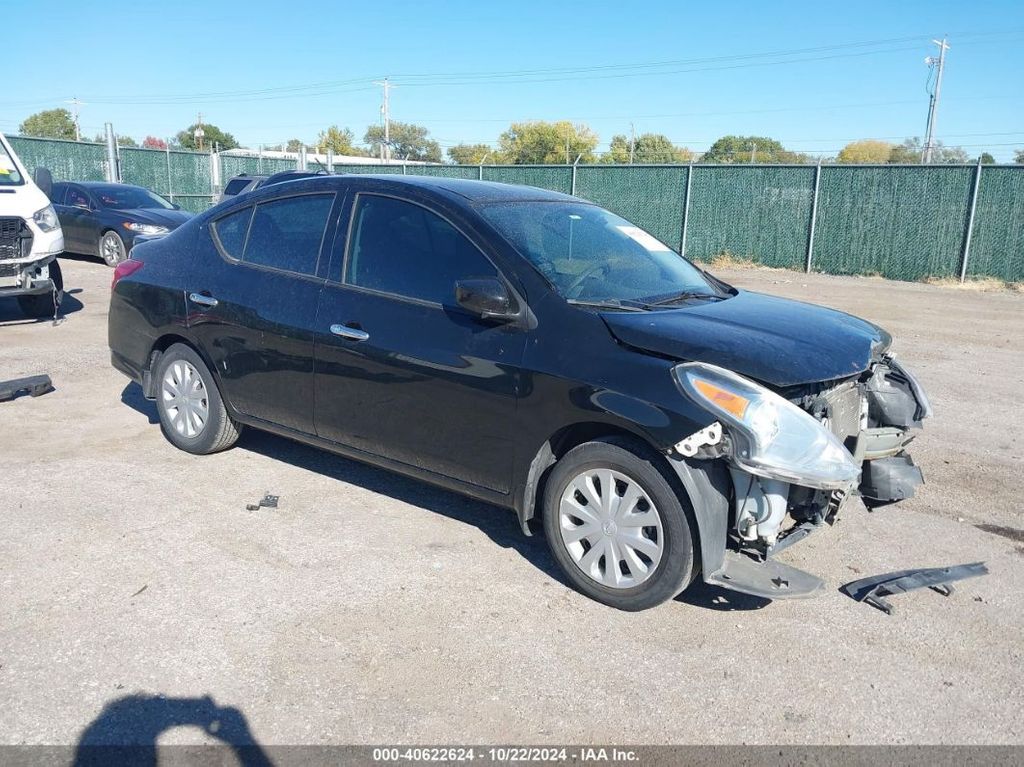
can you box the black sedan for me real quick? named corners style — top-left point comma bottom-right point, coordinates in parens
top-left (51, 181), bottom-right (192, 266)
top-left (108, 175), bottom-right (931, 610)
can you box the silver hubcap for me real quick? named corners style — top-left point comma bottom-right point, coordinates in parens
top-left (558, 468), bottom-right (664, 589)
top-left (161, 360), bottom-right (209, 438)
top-left (102, 234), bottom-right (124, 263)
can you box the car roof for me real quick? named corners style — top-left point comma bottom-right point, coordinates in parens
top-left (76, 181), bottom-right (147, 190)
top-left (270, 173), bottom-right (580, 204)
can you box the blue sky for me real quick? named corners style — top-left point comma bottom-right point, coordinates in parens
top-left (4, 0), bottom-right (1023, 159)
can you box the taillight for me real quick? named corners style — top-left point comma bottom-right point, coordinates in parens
top-left (112, 259), bottom-right (144, 289)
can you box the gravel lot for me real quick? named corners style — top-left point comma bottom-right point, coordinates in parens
top-left (1, 255), bottom-right (1022, 747)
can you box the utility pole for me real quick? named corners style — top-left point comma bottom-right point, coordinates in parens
top-left (373, 78), bottom-right (393, 162)
top-left (923, 37), bottom-right (949, 164)
top-left (629, 123), bottom-right (635, 164)
top-left (66, 97), bottom-right (84, 141)
top-left (194, 112), bottom-right (205, 152)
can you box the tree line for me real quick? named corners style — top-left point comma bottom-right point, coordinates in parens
top-left (16, 108), bottom-right (1024, 165)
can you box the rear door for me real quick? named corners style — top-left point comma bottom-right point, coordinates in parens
top-left (188, 190), bottom-right (340, 434)
top-left (313, 191), bottom-right (526, 493)
top-left (61, 184), bottom-right (94, 252)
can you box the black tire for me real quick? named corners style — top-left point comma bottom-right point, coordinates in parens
top-left (99, 229), bottom-right (127, 267)
top-left (542, 437), bottom-right (697, 611)
top-left (17, 259), bottom-right (64, 318)
top-left (154, 343), bottom-right (242, 454)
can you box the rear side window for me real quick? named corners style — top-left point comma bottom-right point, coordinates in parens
top-left (344, 194), bottom-right (496, 305)
top-left (49, 183), bottom-right (67, 205)
top-left (224, 177), bottom-right (253, 196)
top-left (212, 206), bottom-right (253, 259)
top-left (244, 194), bottom-right (334, 275)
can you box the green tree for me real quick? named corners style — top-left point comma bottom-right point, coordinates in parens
top-left (175, 122), bottom-right (239, 151)
top-left (888, 137), bottom-right (968, 164)
top-left (447, 143), bottom-right (495, 164)
top-left (285, 138), bottom-right (304, 153)
top-left (498, 121), bottom-right (598, 164)
top-left (364, 121), bottom-right (442, 163)
top-left (1015, 149), bottom-right (1024, 164)
top-left (978, 152), bottom-right (996, 164)
top-left (601, 133), bottom-right (692, 163)
top-left (93, 133), bottom-right (137, 147)
top-left (837, 139), bottom-right (894, 164)
top-left (315, 125), bottom-right (365, 156)
top-left (700, 135), bottom-right (808, 164)
top-left (19, 109), bottom-right (77, 140)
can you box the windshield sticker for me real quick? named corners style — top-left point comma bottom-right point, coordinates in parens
top-left (616, 225), bottom-right (671, 252)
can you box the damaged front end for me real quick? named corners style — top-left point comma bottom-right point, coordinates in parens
top-left (668, 355), bottom-right (931, 600)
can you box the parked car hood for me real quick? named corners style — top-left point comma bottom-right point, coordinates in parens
top-left (601, 290), bottom-right (891, 387)
top-left (117, 208), bottom-right (193, 228)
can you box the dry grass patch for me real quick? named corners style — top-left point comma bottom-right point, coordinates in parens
top-left (924, 276), bottom-right (1022, 293)
top-left (695, 251), bottom-right (766, 271)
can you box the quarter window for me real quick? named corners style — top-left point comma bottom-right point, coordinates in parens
top-left (344, 194), bottom-right (497, 305)
top-left (244, 194), bottom-right (334, 275)
top-left (212, 206), bottom-right (253, 259)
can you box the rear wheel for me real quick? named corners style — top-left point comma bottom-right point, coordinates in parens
top-left (17, 259), bottom-right (63, 318)
top-left (542, 438), bottom-right (697, 611)
top-left (99, 230), bottom-right (127, 266)
top-left (154, 343), bottom-right (242, 454)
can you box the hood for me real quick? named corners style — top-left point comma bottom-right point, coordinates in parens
top-left (601, 290), bottom-right (890, 387)
top-left (0, 181), bottom-right (50, 217)
top-left (117, 208), bottom-right (193, 229)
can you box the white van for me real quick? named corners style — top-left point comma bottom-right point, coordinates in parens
top-left (0, 133), bottom-right (64, 318)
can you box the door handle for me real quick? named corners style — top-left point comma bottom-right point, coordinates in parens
top-left (330, 323), bottom-right (369, 341)
top-left (189, 292), bottom-right (218, 308)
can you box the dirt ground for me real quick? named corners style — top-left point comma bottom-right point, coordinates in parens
top-left (1, 255), bottom-right (1022, 747)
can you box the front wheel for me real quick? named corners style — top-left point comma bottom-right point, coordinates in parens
top-left (99, 230), bottom-right (127, 266)
top-left (542, 438), bottom-right (697, 611)
top-left (17, 259), bottom-right (64, 318)
top-left (154, 343), bottom-right (242, 454)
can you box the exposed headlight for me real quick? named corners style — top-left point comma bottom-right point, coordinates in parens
top-left (123, 222), bottom-right (169, 235)
top-left (33, 204), bottom-right (60, 233)
top-left (673, 362), bottom-right (860, 490)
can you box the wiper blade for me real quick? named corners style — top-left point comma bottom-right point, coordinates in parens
top-left (645, 291), bottom-right (726, 307)
top-left (566, 298), bottom-right (647, 312)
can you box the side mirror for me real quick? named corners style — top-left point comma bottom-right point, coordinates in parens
top-left (33, 167), bottom-right (53, 199)
top-left (455, 278), bottom-right (515, 321)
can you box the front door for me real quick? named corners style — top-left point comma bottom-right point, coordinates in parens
top-left (313, 192), bottom-right (525, 493)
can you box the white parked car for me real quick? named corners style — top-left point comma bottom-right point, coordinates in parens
top-left (0, 133), bottom-right (64, 318)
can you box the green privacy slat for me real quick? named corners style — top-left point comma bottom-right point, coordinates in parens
top-left (6, 136), bottom-right (1023, 281)
top-left (574, 165), bottom-right (687, 251)
top-left (482, 166), bottom-right (573, 194)
top-left (8, 136), bottom-right (108, 182)
top-left (966, 167), bottom-right (1024, 281)
top-left (813, 165), bottom-right (973, 280)
top-left (685, 166), bottom-right (815, 269)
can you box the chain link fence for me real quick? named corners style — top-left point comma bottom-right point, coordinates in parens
top-left (7, 135), bottom-right (1023, 282)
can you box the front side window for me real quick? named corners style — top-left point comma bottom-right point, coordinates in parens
top-left (66, 186), bottom-right (91, 209)
top-left (212, 206), bottom-right (253, 259)
top-left (479, 201), bottom-right (719, 303)
top-left (243, 194), bottom-right (334, 275)
top-left (344, 194), bottom-right (496, 305)
top-left (0, 141), bottom-right (24, 186)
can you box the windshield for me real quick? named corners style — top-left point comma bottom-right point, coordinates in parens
top-left (0, 141), bottom-right (25, 186)
top-left (94, 185), bottom-right (174, 210)
top-left (479, 201), bottom-right (719, 304)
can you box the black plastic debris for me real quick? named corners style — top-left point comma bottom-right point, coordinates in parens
top-left (245, 493), bottom-right (280, 511)
top-left (0, 374), bottom-right (53, 402)
top-left (840, 561), bottom-right (989, 615)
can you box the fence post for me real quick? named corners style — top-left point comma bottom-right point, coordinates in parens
top-left (679, 163), bottom-right (694, 257)
top-left (165, 141), bottom-right (174, 203)
top-left (326, 148), bottom-right (334, 174)
top-left (298, 146), bottom-right (307, 171)
top-left (571, 153), bottom-right (582, 196)
top-left (959, 158), bottom-right (983, 283)
top-left (805, 159), bottom-right (823, 273)
top-left (103, 123), bottom-right (119, 182)
top-left (209, 149), bottom-right (221, 201)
